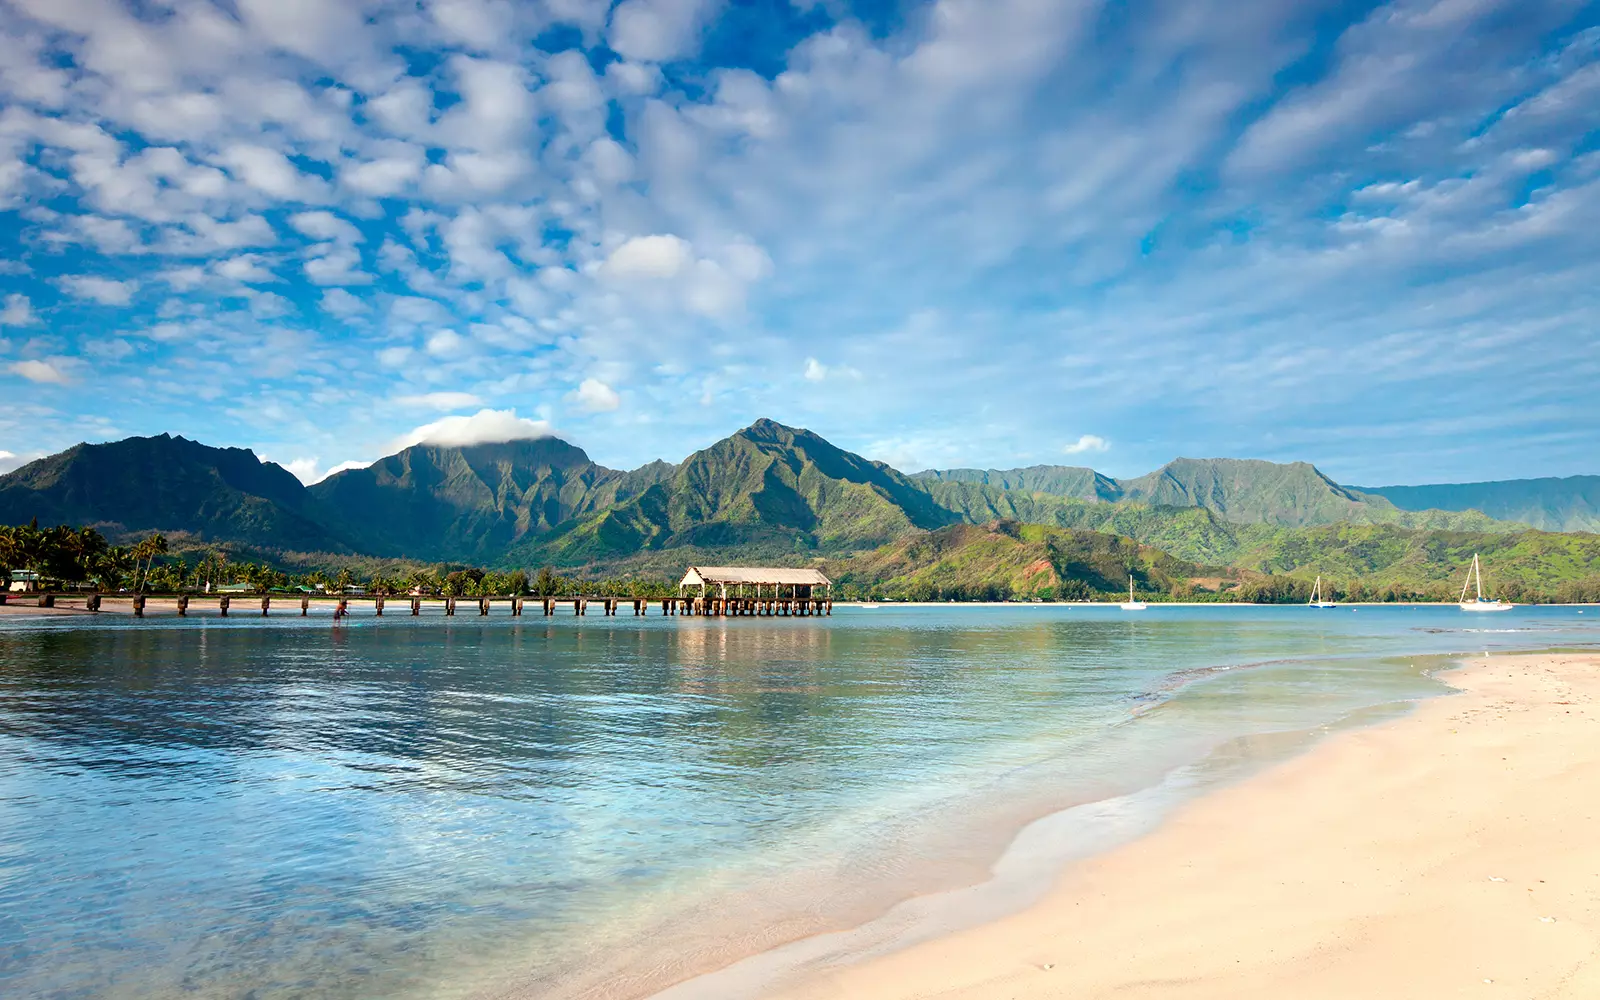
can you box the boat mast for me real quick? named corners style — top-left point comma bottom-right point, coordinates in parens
top-left (1461, 557), bottom-right (1474, 603)
top-left (1475, 554), bottom-right (1484, 601)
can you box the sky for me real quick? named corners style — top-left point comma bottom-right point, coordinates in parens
top-left (0, 0), bottom-right (1597, 487)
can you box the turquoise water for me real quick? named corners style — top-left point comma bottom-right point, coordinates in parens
top-left (2, 605), bottom-right (1596, 999)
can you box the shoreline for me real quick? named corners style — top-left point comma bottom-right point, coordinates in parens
top-left (665, 652), bottom-right (1600, 999)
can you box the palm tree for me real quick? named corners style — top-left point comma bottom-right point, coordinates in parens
top-left (129, 534), bottom-right (168, 593)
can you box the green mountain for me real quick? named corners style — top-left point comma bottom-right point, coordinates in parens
top-left (910, 465), bottom-right (1119, 501)
top-left (1222, 522), bottom-right (1600, 602)
top-left (824, 520), bottom-right (1233, 601)
top-left (9, 422), bottom-right (1593, 601)
top-left (513, 419), bottom-right (957, 566)
top-left (0, 434), bottom-right (348, 551)
top-left (1359, 476), bottom-right (1600, 533)
top-left (915, 457), bottom-right (1506, 531)
top-left (307, 438), bottom-right (672, 563)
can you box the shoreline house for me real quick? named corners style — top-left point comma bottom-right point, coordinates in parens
top-left (678, 566), bottom-right (832, 601)
top-left (7, 570), bottom-right (43, 593)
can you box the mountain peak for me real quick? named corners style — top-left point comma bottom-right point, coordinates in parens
top-left (738, 417), bottom-right (807, 442)
top-left (0, 433), bottom-right (345, 549)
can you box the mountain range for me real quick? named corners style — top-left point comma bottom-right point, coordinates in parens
top-left (1, 419), bottom-right (1596, 593)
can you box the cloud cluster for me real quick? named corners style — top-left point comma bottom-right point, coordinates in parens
top-left (1063, 435), bottom-right (1109, 456)
top-left (399, 408), bottom-right (554, 449)
top-left (0, 0), bottom-right (1595, 484)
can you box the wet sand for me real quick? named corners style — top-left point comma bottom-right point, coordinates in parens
top-left (746, 653), bottom-right (1600, 999)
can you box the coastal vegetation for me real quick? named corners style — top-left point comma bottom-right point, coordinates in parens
top-left (7, 517), bottom-right (1599, 605)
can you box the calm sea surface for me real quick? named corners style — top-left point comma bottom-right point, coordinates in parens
top-left (2, 604), bottom-right (1597, 999)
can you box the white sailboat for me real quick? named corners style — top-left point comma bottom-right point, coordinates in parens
top-left (1459, 554), bottom-right (1513, 612)
top-left (1309, 575), bottom-right (1337, 609)
top-left (1120, 575), bottom-right (1147, 611)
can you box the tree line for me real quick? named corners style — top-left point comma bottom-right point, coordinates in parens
top-left (0, 524), bottom-right (682, 598)
top-left (5, 521), bottom-right (1598, 604)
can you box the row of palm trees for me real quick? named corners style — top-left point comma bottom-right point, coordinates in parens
top-left (0, 522), bottom-right (683, 598)
top-left (0, 522), bottom-right (170, 593)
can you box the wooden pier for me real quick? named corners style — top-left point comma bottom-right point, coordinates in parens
top-left (0, 591), bottom-right (833, 618)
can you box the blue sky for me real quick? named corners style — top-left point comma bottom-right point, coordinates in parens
top-left (0, 0), bottom-right (1596, 486)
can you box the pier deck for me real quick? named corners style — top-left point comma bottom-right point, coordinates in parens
top-left (3, 592), bottom-right (833, 618)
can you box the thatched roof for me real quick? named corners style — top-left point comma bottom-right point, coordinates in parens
top-left (680, 566), bottom-right (832, 587)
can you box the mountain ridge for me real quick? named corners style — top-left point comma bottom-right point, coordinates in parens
top-left (0, 434), bottom-right (350, 551)
top-left (1358, 475), bottom-right (1600, 533)
top-left (914, 457), bottom-right (1503, 531)
top-left (0, 422), bottom-right (1579, 577)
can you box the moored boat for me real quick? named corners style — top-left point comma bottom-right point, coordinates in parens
top-left (1459, 554), bottom-right (1513, 612)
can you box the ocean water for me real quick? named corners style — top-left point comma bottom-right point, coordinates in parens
top-left (1, 604), bottom-right (1596, 1000)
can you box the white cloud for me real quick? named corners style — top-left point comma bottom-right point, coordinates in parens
top-left (290, 210), bottom-right (363, 244)
top-left (215, 254), bottom-right (279, 283)
top-left (275, 455), bottom-right (373, 485)
top-left (377, 345), bottom-right (414, 367)
top-left (573, 377), bottom-right (621, 411)
top-left (303, 245), bottom-right (373, 286)
top-left (341, 151), bottom-right (424, 196)
top-left (398, 407), bottom-right (553, 448)
top-left (1063, 434), bottom-right (1110, 455)
top-left (0, 449), bottom-right (45, 474)
top-left (0, 293), bottom-right (37, 326)
top-left (395, 391), bottom-right (485, 410)
top-left (9, 359), bottom-right (70, 384)
top-left (281, 456), bottom-right (322, 483)
top-left (217, 144), bottom-right (324, 201)
top-left (438, 56), bottom-right (535, 152)
top-left (321, 460), bottom-right (372, 479)
top-left (60, 275), bottom-right (138, 305)
top-left (426, 329), bottom-right (465, 355)
top-left (607, 0), bottom-right (718, 63)
top-left (321, 288), bottom-right (368, 317)
top-left (598, 234), bottom-right (769, 318)
top-left (430, 0), bottom-right (516, 51)
top-left (602, 234), bottom-right (695, 279)
top-left (802, 357), bottom-right (859, 381)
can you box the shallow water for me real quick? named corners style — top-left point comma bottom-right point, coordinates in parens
top-left (1, 604), bottom-right (1595, 999)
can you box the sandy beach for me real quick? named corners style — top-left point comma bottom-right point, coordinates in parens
top-left (750, 652), bottom-right (1600, 1000)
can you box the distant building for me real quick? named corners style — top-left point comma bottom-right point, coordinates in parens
top-left (8, 570), bottom-right (42, 593)
top-left (216, 582), bottom-right (253, 594)
top-left (678, 566), bottom-right (833, 599)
